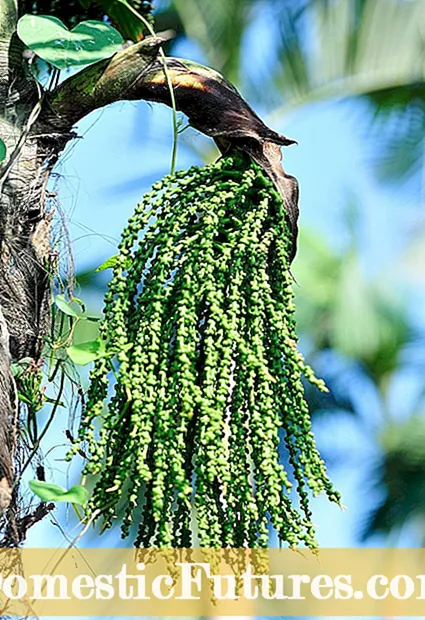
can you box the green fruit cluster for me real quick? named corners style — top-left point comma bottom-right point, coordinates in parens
top-left (70, 154), bottom-right (341, 547)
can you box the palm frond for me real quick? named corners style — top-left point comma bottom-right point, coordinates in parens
top-left (362, 416), bottom-right (425, 540)
top-left (295, 227), bottom-right (411, 382)
top-left (171, 0), bottom-right (255, 82)
top-left (369, 92), bottom-right (425, 189)
top-left (271, 0), bottom-right (425, 112)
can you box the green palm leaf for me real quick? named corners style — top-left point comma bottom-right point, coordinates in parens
top-left (294, 228), bottom-right (411, 382)
top-left (172, 0), bottom-right (255, 82)
top-left (272, 0), bottom-right (425, 112)
top-left (363, 416), bottom-right (425, 541)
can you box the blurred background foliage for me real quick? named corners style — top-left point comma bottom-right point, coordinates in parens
top-left (24, 0), bottom-right (425, 548)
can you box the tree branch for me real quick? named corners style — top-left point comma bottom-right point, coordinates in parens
top-left (0, 0), bottom-right (18, 39)
top-left (0, 0), bottom-right (18, 101)
top-left (40, 36), bottom-right (165, 132)
top-left (41, 38), bottom-right (299, 258)
top-left (0, 305), bottom-right (15, 511)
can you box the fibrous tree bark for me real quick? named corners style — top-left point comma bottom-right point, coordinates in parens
top-left (0, 0), bottom-right (298, 545)
top-left (0, 2), bottom-right (164, 543)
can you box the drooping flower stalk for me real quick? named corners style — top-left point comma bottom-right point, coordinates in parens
top-left (69, 153), bottom-right (341, 547)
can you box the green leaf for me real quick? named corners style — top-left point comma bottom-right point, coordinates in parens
top-left (10, 357), bottom-right (33, 379)
top-left (272, 0), bottom-right (425, 115)
top-left (29, 480), bottom-right (89, 505)
top-left (55, 294), bottom-right (82, 318)
top-left (96, 254), bottom-right (132, 272)
top-left (0, 139), bottom-right (6, 163)
top-left (172, 0), bottom-right (248, 82)
top-left (67, 338), bottom-right (106, 365)
top-left (95, 254), bottom-right (119, 272)
top-left (17, 15), bottom-right (124, 70)
top-left (95, 0), bottom-right (147, 42)
top-left (362, 416), bottom-right (425, 540)
top-left (17, 392), bottom-right (32, 406)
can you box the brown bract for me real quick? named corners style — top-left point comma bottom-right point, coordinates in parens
top-left (139, 58), bottom-right (300, 260)
top-left (47, 41), bottom-right (300, 260)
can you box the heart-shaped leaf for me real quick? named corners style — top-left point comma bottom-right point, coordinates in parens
top-left (17, 15), bottom-right (124, 70)
top-left (0, 139), bottom-right (6, 163)
top-left (55, 294), bottom-right (83, 318)
top-left (67, 338), bottom-right (107, 365)
top-left (29, 480), bottom-right (89, 505)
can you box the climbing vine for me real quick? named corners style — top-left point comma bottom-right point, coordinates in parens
top-left (68, 153), bottom-right (341, 548)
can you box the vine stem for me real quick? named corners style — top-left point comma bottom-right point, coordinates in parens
top-left (18, 367), bottom-right (66, 481)
top-left (129, 9), bottom-right (179, 175)
top-left (36, 508), bottom-right (101, 596)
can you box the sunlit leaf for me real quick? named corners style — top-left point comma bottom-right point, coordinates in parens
top-left (95, 254), bottom-right (119, 272)
top-left (295, 227), bottom-right (410, 381)
top-left (17, 15), bottom-right (123, 70)
top-left (172, 0), bottom-right (253, 83)
top-left (55, 294), bottom-right (82, 318)
top-left (0, 139), bottom-right (6, 163)
top-left (29, 480), bottom-right (89, 505)
top-left (67, 338), bottom-right (106, 365)
top-left (273, 0), bottom-right (425, 112)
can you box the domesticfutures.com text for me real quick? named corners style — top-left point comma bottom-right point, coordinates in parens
top-left (2, 562), bottom-right (425, 602)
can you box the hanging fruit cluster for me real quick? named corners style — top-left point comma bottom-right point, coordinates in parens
top-left (69, 153), bottom-right (341, 547)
